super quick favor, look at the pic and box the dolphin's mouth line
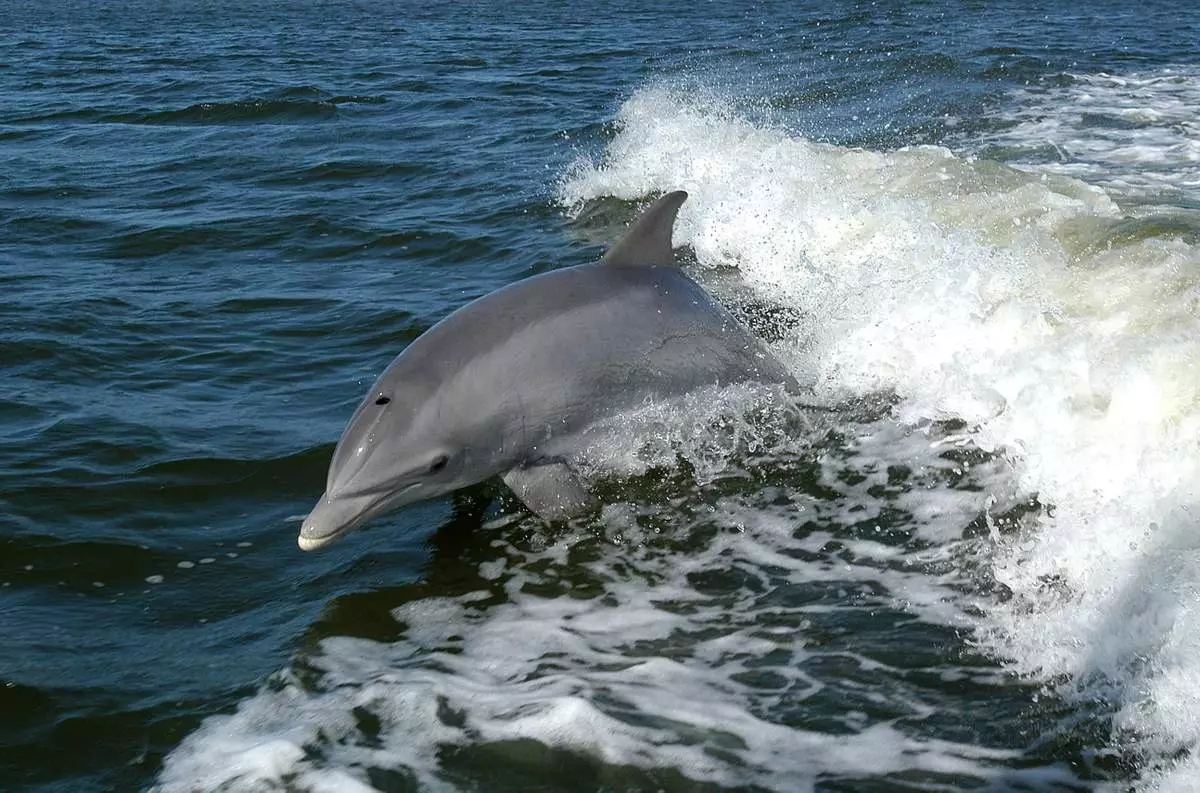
[298,482,421,550]
[298,531,344,551]
[334,475,413,500]
[298,511,368,550]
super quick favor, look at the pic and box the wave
[8,87,387,127]
[154,80,1200,790]
[556,83,1200,789]
[974,67,1200,206]
[126,94,386,126]
[155,416,1046,792]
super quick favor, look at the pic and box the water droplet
[145,575,165,584]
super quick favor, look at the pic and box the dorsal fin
[600,190,688,268]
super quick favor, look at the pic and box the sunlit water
[3,2,1200,791]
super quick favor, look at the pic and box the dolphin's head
[298,378,473,550]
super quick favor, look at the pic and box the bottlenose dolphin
[299,191,796,550]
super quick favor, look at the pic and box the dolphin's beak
[298,482,424,550]
[298,491,377,550]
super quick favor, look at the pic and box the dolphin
[298,191,797,550]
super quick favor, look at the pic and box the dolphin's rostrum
[299,191,796,550]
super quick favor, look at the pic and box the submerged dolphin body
[299,191,796,550]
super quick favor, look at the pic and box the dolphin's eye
[375,395,391,406]
[428,455,448,474]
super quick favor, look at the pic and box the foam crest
[977,68,1200,202]
[156,419,1031,791]
[560,85,1200,785]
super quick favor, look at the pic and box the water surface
[3,1,1200,791]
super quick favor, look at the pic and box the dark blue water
[4,2,1200,791]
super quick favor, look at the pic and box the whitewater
[155,71,1200,791]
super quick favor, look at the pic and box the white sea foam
[156,418,1028,792]
[556,84,1200,787]
[976,68,1200,204]
[158,82,1200,790]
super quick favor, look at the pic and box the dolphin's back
[398,262,791,449]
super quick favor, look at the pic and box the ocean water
[4,1,1200,791]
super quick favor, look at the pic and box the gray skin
[299,191,796,550]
